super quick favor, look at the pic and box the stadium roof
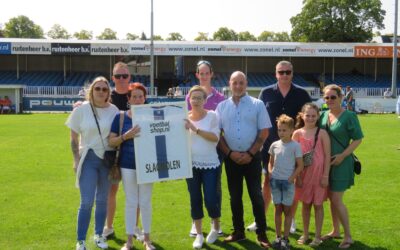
[0,38,398,58]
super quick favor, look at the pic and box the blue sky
[0,0,397,40]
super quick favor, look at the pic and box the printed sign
[23,97,81,111]
[0,42,11,54]
[51,43,91,55]
[354,46,400,58]
[132,102,192,184]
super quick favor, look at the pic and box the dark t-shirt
[111,90,129,111]
[111,112,136,169]
[258,83,311,161]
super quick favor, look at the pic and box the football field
[0,114,399,250]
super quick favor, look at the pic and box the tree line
[0,0,386,42]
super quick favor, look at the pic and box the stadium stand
[0,71,150,87]
[323,73,398,88]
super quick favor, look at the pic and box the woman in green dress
[319,84,363,249]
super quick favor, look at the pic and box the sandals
[339,240,354,249]
[321,234,341,241]
[297,235,311,245]
[120,243,133,250]
[143,241,156,250]
[309,238,323,247]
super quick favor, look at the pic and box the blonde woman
[66,76,119,250]
[184,85,221,249]
[319,84,363,249]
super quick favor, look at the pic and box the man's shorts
[270,178,295,206]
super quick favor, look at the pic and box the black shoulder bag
[90,103,116,169]
[325,123,361,175]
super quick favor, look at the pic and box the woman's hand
[184,119,196,132]
[123,125,141,140]
[73,160,79,174]
[331,153,345,166]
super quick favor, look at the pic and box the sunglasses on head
[324,95,338,100]
[277,70,292,75]
[114,74,129,79]
[94,87,109,92]
[197,60,212,67]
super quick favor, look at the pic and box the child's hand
[288,176,295,183]
[295,176,302,187]
[320,176,329,188]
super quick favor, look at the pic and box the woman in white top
[66,76,119,250]
[184,85,221,249]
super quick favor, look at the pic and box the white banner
[132,102,192,184]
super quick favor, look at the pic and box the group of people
[66,60,363,250]
[0,95,12,114]
[166,86,183,98]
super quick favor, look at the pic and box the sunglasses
[324,95,338,100]
[277,70,292,75]
[114,74,129,79]
[197,60,212,67]
[190,96,204,101]
[94,87,109,92]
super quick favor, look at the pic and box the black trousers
[225,152,267,234]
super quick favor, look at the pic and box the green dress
[319,110,364,192]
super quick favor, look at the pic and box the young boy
[268,114,304,250]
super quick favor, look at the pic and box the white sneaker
[210,221,223,236]
[246,222,257,232]
[290,219,296,234]
[189,222,197,237]
[76,240,86,250]
[206,229,219,244]
[193,234,204,249]
[94,234,108,249]
[102,227,114,238]
[134,227,145,242]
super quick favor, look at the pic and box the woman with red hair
[108,83,156,250]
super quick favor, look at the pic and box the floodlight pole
[150,0,155,96]
[391,0,398,97]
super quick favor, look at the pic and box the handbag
[108,111,125,184]
[353,154,361,175]
[303,127,320,167]
[90,103,116,169]
[325,123,362,175]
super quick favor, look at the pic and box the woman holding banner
[108,83,155,250]
[185,85,221,249]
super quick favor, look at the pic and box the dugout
[0,84,24,113]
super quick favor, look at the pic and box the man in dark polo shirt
[247,60,311,235]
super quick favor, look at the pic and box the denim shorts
[270,178,295,206]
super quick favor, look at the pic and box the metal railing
[23,86,158,97]
[22,86,399,98]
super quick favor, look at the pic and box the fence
[23,86,158,97]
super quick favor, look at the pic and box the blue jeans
[186,167,221,220]
[77,149,111,241]
[270,178,295,206]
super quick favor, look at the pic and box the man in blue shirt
[256,61,311,234]
[216,71,272,248]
